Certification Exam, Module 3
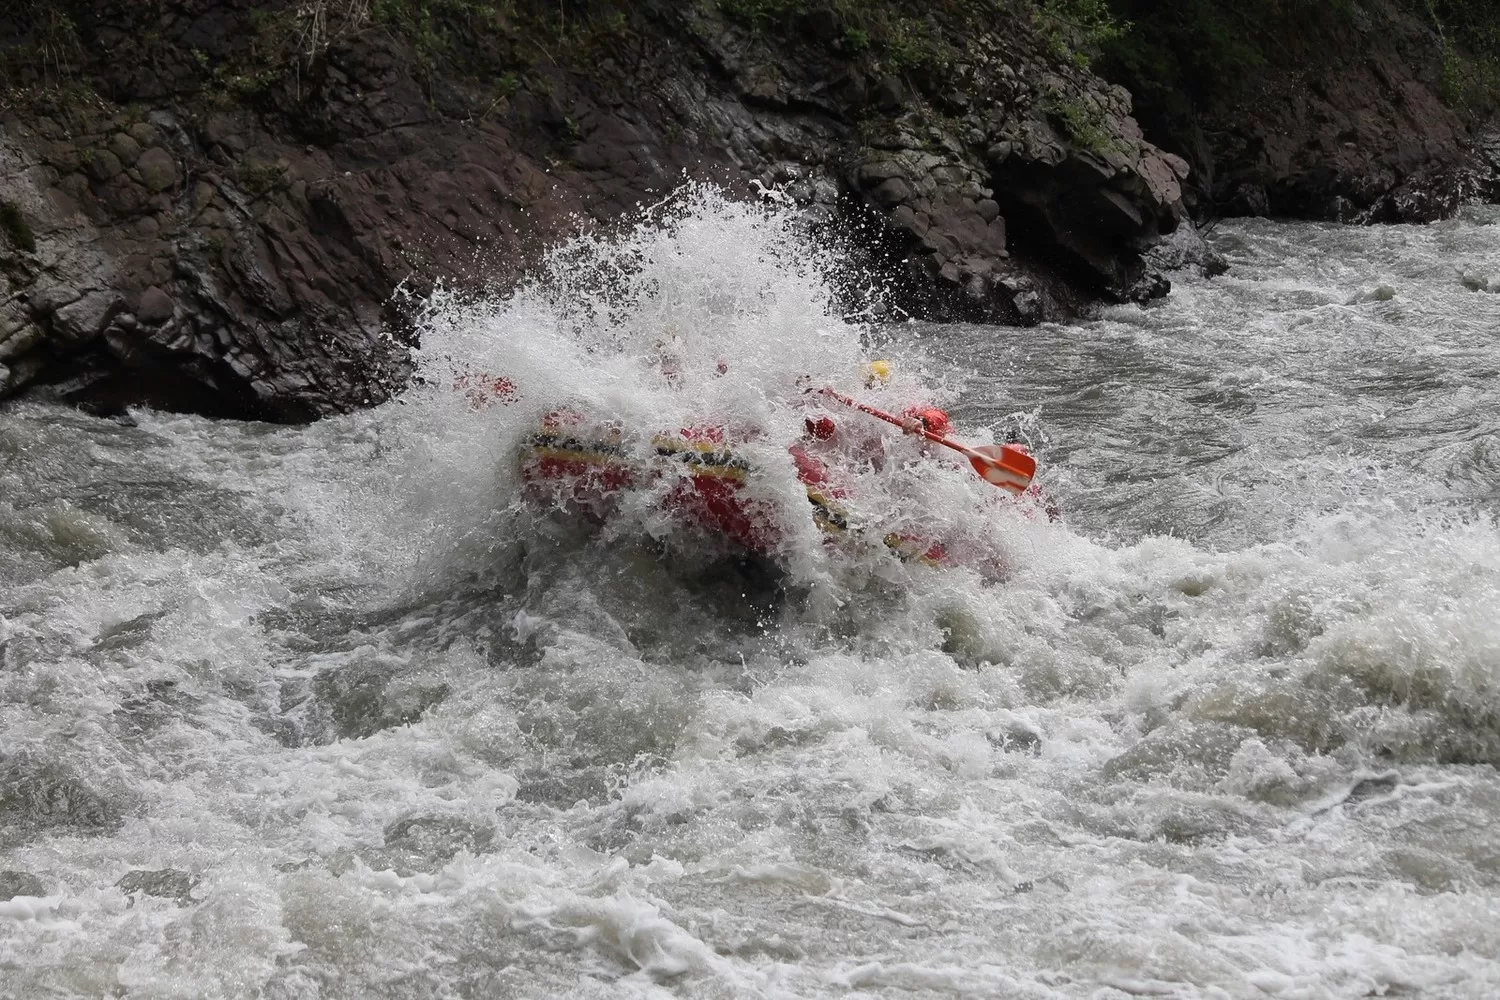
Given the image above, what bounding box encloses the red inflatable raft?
[518,399,1038,568]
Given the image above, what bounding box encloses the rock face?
[3,1,1491,420]
[0,1,1193,420]
[1104,0,1494,221]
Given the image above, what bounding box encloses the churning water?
[2,190,1499,998]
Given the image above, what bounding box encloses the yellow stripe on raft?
[526,445,625,468]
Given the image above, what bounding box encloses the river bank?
[1,0,1496,421]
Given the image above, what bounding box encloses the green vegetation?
[716,0,954,74]
[1425,0,1500,113]
[369,0,489,67]
[880,15,946,71]
[236,160,288,196]
[233,0,630,101]
[1031,0,1128,68]
[1041,88,1121,154]
[8,0,1493,138]
[0,201,36,254]
[1099,0,1499,116]
[1,0,82,86]
[359,0,628,65]
[1098,0,1283,103]
[99,0,532,109]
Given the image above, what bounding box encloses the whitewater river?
[2,193,1499,998]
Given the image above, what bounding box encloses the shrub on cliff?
[1098,0,1499,119]
[1425,0,1500,114]
[0,1,83,86]
[1031,0,1129,68]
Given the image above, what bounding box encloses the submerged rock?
[1348,285,1397,304]
[515,766,618,808]
[384,815,495,856]
[304,657,451,743]
[0,757,124,846]
[0,870,46,900]
[1140,223,1229,279]
[327,816,498,877]
[116,868,198,903]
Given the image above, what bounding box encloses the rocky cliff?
[1101,0,1500,221]
[1,0,1193,419]
[0,0,1491,421]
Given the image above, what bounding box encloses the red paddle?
[819,387,1037,494]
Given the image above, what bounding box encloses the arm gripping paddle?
[818,387,1037,495]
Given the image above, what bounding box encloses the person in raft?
[797,359,1050,515]
[796,360,954,471]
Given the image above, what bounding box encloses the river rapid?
[2,190,1499,998]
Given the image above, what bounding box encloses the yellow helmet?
[863,359,892,387]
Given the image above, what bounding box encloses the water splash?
[363,184,1031,598]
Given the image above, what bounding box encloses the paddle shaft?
[818,388,984,461]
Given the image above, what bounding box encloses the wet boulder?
[0,756,125,846]
[0,870,46,900]
[135,147,178,193]
[116,868,198,903]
